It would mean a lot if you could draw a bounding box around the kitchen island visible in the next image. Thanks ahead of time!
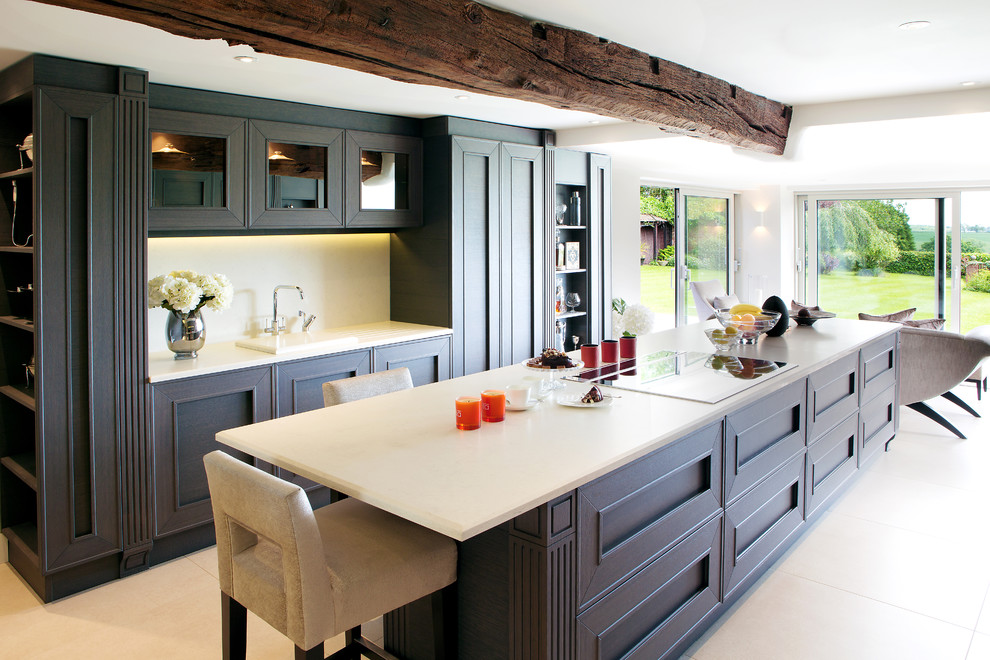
[218,318,900,659]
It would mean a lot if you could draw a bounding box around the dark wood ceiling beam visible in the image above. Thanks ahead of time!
[36,0,791,154]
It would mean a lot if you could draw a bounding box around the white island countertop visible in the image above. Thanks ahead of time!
[149,320,451,383]
[217,318,898,541]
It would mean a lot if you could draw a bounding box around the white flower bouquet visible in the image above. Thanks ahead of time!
[148,270,233,315]
[611,298,654,337]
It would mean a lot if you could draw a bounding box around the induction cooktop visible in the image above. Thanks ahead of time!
[565,350,795,404]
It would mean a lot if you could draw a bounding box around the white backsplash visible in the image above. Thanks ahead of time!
[147,234,391,354]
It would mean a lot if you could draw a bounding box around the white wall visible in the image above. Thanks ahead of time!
[735,187,797,305]
[147,234,391,353]
[610,161,644,305]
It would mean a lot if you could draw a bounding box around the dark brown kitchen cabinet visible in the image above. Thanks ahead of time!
[149,109,247,230]
[805,411,858,519]
[724,378,806,504]
[151,366,273,558]
[248,119,344,228]
[373,335,452,385]
[0,55,150,601]
[344,130,422,228]
[723,452,805,598]
[577,420,723,609]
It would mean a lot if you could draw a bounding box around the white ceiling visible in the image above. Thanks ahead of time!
[1,0,989,188]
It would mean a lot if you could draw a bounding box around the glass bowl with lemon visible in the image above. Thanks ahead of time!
[705,326,740,351]
[714,304,782,345]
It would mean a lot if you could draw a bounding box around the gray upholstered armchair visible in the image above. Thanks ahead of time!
[900,327,990,438]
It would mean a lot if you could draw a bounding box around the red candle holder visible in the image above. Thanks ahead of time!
[481,390,506,423]
[455,397,481,430]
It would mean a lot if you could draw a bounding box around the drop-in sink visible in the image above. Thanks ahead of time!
[235,332,360,355]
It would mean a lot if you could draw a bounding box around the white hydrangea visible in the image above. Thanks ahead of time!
[197,273,233,312]
[148,274,168,309]
[148,269,233,315]
[162,276,203,314]
[622,303,655,337]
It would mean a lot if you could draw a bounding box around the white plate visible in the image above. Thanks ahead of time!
[556,394,614,408]
[506,399,539,412]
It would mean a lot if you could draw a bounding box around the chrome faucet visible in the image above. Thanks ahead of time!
[266,285,304,336]
[299,310,317,332]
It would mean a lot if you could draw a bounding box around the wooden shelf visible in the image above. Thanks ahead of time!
[0,167,33,180]
[556,311,587,319]
[2,522,39,565]
[555,268,587,274]
[1,453,37,491]
[0,384,35,411]
[0,315,33,332]
[0,246,32,254]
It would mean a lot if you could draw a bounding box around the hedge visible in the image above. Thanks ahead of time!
[884,251,990,276]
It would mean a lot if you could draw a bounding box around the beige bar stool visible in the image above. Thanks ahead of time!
[322,367,414,407]
[204,450,457,660]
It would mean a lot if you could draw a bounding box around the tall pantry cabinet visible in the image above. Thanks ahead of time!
[0,55,150,600]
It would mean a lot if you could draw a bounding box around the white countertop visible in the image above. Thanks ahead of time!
[149,321,452,383]
[217,318,898,541]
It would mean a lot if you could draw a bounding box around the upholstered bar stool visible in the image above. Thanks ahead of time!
[204,450,457,660]
[323,367,414,407]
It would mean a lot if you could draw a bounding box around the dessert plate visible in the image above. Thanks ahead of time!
[556,394,614,408]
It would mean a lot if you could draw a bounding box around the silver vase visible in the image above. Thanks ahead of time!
[166,309,206,359]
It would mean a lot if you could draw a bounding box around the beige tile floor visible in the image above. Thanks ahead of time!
[0,384,987,659]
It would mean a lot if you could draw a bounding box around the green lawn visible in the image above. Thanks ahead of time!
[641,265,990,333]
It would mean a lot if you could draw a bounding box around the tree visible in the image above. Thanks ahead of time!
[854,200,915,252]
[640,186,674,221]
[818,201,900,270]
[919,235,984,253]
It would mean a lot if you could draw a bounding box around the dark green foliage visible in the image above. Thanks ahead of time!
[854,200,915,252]
[640,186,675,221]
[885,251,990,276]
[967,270,990,293]
[919,235,985,253]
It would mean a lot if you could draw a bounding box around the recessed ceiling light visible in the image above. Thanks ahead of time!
[454,95,470,101]
[233,55,257,63]
[898,20,931,31]
[961,81,979,87]
[588,120,601,125]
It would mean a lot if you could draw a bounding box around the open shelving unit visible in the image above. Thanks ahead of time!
[553,181,592,351]
[0,88,39,575]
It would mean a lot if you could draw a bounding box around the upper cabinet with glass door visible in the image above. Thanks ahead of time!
[248,119,343,229]
[344,130,422,228]
[149,109,247,231]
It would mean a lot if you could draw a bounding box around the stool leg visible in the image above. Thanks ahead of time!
[221,592,247,660]
[295,642,324,660]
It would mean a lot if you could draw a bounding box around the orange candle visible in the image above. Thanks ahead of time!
[455,396,482,430]
[481,390,506,423]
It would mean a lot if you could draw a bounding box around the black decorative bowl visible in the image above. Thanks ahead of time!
[790,310,836,326]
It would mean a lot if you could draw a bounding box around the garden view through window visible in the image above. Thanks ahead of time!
[805,192,990,334]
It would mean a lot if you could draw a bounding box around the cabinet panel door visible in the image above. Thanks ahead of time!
[723,452,805,598]
[275,350,372,416]
[248,119,343,228]
[588,154,612,344]
[805,412,858,519]
[274,350,370,497]
[373,336,452,386]
[148,109,247,231]
[860,384,896,466]
[152,367,273,537]
[577,420,722,609]
[499,143,544,365]
[345,130,422,228]
[37,87,121,571]
[577,516,722,660]
[724,378,806,504]
[807,351,858,443]
[860,333,897,405]
[452,136,499,377]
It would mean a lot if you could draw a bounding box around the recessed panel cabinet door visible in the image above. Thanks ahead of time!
[152,367,273,537]
[37,87,121,572]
